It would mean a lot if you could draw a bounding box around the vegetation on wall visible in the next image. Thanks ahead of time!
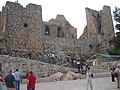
[108,7,120,55]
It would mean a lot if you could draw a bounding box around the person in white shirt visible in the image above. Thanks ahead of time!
[14,69,22,90]
[77,60,80,73]
[86,67,93,90]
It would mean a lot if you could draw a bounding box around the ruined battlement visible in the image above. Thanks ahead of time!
[56,15,66,22]
[5,1,42,11]
[49,15,71,26]
[102,5,111,11]
[26,3,42,11]
[5,1,23,10]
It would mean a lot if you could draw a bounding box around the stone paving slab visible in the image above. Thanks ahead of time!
[3,77,118,90]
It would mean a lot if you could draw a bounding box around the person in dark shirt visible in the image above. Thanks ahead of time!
[111,65,116,82]
[5,69,16,90]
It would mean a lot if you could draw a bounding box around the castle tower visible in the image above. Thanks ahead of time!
[76,5,114,57]
[3,1,43,51]
[100,5,114,41]
[85,6,114,41]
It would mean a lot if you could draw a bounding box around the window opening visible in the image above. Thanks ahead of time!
[24,23,28,27]
[58,27,64,37]
[0,63,2,71]
[44,26,50,36]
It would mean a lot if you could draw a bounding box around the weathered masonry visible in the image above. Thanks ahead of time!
[0,1,77,55]
[0,1,114,59]
[75,6,114,58]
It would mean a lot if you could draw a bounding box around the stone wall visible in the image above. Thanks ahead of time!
[3,2,43,51]
[0,32,6,48]
[43,36,75,53]
[97,54,120,69]
[44,15,77,39]
[76,5,114,58]
[101,6,114,41]
[0,55,76,78]
[0,11,2,32]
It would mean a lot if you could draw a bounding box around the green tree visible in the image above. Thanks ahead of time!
[113,7,120,31]
[108,7,120,55]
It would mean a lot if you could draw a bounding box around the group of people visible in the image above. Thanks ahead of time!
[0,69,36,90]
[72,59,88,74]
[72,59,93,90]
[111,65,120,88]
[86,64,120,90]
[1,65,120,90]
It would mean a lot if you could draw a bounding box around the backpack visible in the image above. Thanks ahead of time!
[91,73,93,78]
[114,72,118,77]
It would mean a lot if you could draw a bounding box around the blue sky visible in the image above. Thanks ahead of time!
[0,0,120,38]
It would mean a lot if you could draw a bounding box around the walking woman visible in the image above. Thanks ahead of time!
[27,71,36,90]
[86,67,93,90]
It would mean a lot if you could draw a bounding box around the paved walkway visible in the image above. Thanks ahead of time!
[3,77,118,90]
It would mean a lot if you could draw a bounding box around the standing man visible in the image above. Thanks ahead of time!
[5,69,16,90]
[27,71,36,90]
[14,69,22,90]
[114,66,120,88]
[111,66,116,82]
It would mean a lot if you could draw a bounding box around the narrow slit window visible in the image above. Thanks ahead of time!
[24,23,28,27]
[0,63,2,71]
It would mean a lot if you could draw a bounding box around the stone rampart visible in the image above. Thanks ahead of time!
[0,55,76,78]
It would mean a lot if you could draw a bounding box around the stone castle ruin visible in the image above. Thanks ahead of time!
[0,1,77,58]
[0,1,115,77]
[0,1,114,59]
